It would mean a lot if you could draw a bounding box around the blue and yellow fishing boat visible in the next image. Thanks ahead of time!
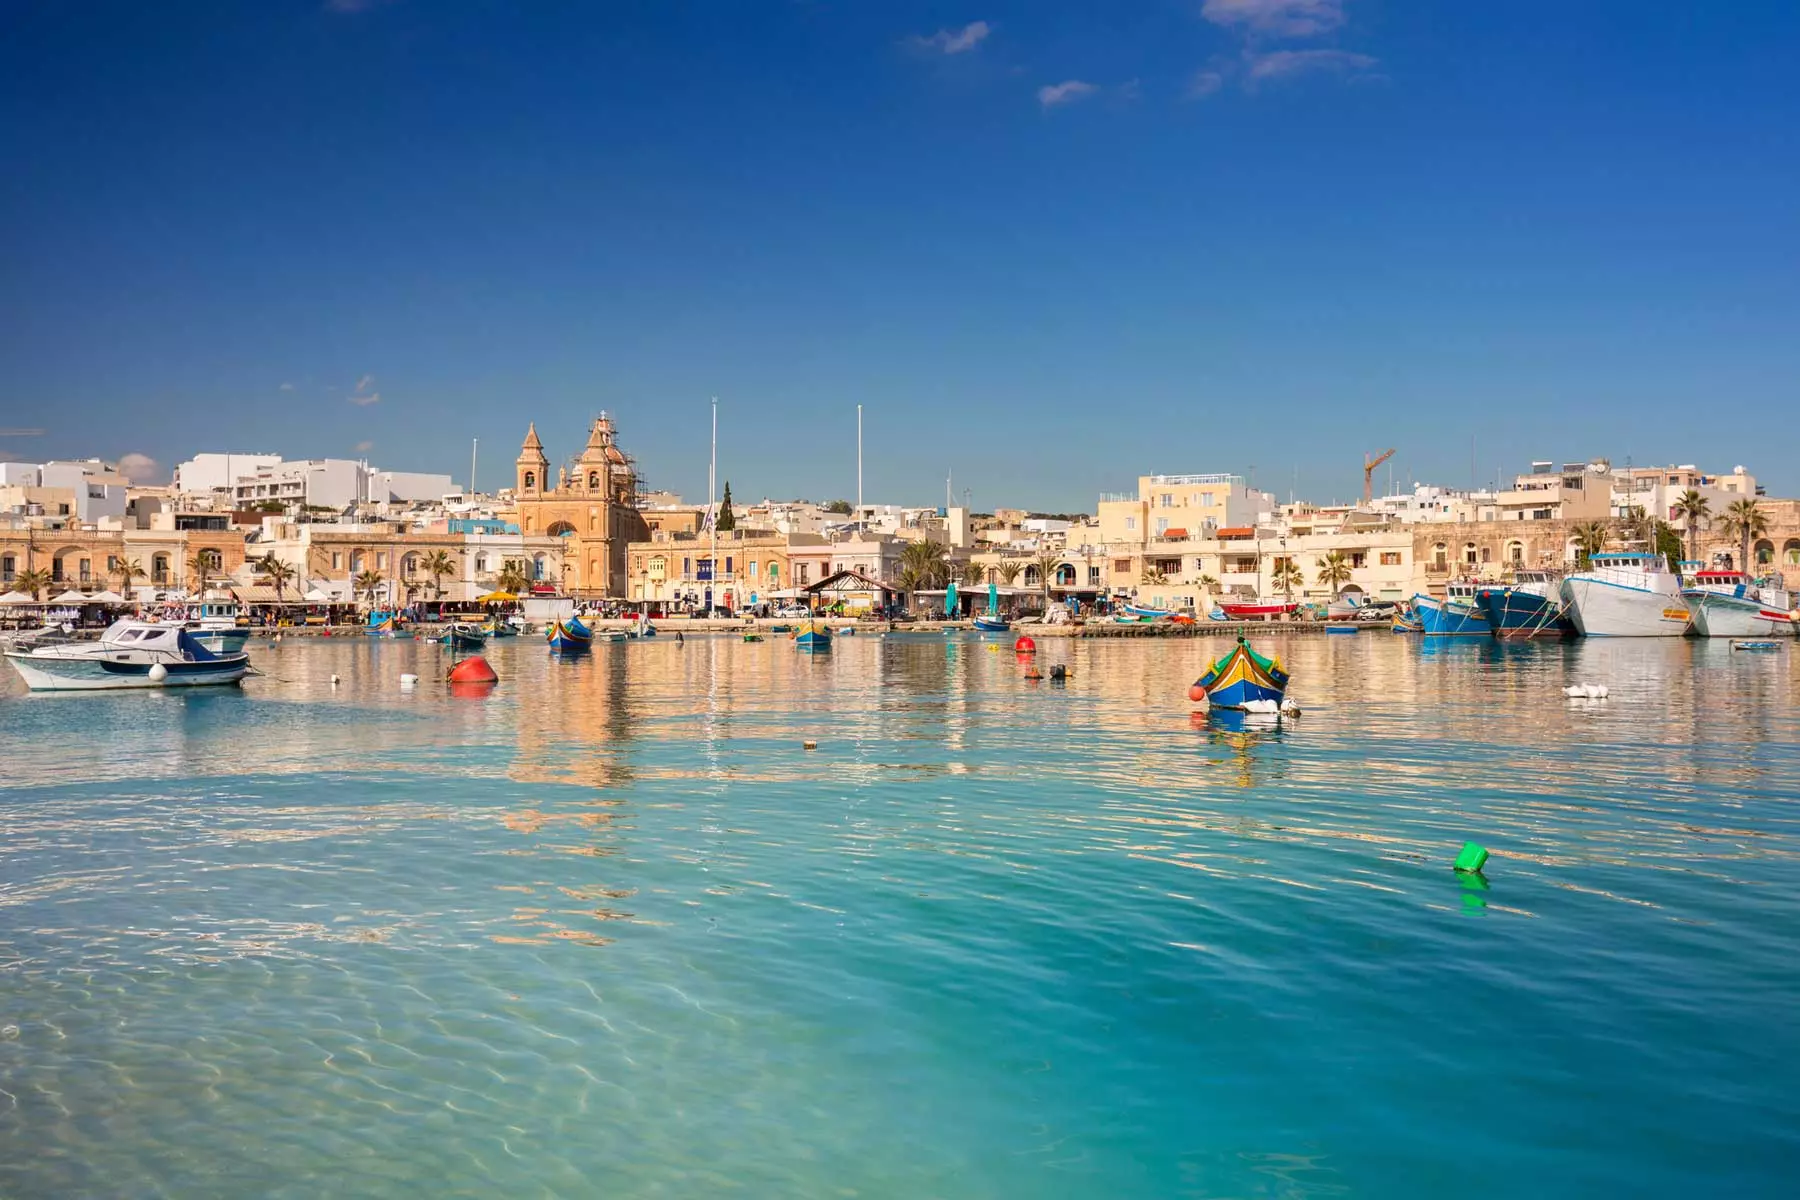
[794,621,832,653]
[1191,637,1289,710]
[546,615,593,652]
[367,610,402,637]
[447,622,489,650]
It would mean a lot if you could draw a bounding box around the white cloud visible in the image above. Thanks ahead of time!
[279,382,295,391]
[1245,48,1376,81]
[1037,80,1098,108]
[1187,69,1226,99]
[348,391,381,407]
[1202,0,1346,38]
[908,20,991,55]
[117,452,163,484]
[354,440,374,453]
[356,374,375,392]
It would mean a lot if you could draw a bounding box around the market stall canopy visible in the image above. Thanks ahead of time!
[477,591,519,602]
[86,589,128,604]
[0,590,36,605]
[48,589,91,604]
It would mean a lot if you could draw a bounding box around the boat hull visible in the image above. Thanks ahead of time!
[1194,641,1289,710]
[1219,602,1299,621]
[546,618,593,652]
[5,651,248,691]
[1684,592,1794,638]
[1412,594,1490,637]
[972,617,1010,632]
[189,628,252,654]
[1476,588,1572,640]
[1561,578,1688,637]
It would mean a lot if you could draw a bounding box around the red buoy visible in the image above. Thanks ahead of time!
[448,655,498,684]
[1188,683,1207,703]
[1013,635,1037,653]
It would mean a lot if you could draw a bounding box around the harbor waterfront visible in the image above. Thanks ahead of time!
[3,634,1798,1196]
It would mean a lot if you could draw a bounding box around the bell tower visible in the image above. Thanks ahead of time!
[516,423,548,496]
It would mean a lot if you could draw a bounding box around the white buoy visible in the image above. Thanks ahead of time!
[399,673,418,688]
[147,662,168,682]
[1585,683,1608,699]
[1564,685,1586,698]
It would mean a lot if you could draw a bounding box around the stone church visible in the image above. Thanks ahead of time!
[513,414,650,598]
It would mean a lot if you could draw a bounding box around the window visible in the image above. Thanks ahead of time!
[475,554,489,573]
[523,471,536,490]
[1159,494,1173,508]
[79,558,91,581]
[1125,517,1136,531]
[1507,541,1524,565]
[725,557,733,576]
[331,552,342,570]
[1155,518,1168,535]
[748,560,759,580]
[351,552,364,574]
[1350,552,1367,569]
[798,563,809,585]
[1785,541,1800,568]
[1481,547,1491,563]
[1200,492,1214,506]
[1432,543,1447,569]
[767,563,779,583]
[682,557,691,578]
[588,472,599,490]
[1089,565,1102,585]
[152,554,169,582]
[1380,552,1401,566]
[0,555,12,581]
[107,556,120,573]
[1463,543,1478,566]
[1113,558,1131,573]
[376,552,387,570]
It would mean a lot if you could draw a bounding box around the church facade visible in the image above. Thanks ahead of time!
[512,414,650,598]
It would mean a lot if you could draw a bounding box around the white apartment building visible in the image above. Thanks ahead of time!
[365,469,456,505]
[173,452,284,494]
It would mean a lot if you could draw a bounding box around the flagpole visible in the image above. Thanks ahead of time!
[710,397,718,614]
[857,404,863,515]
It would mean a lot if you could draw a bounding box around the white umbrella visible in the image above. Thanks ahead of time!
[48,589,90,604]
[0,590,35,605]
[87,589,128,604]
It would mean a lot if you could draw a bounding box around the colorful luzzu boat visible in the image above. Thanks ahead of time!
[794,622,832,653]
[546,616,593,652]
[1189,637,1290,711]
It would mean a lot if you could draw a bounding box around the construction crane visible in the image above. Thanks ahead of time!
[1363,448,1395,507]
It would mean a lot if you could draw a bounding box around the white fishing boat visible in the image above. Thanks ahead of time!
[186,595,252,654]
[1560,551,1687,637]
[3,619,251,690]
[1682,570,1795,638]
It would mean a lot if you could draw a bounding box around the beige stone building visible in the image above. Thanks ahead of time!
[510,414,651,598]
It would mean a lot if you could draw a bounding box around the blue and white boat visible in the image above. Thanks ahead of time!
[1124,602,1173,619]
[447,623,489,650]
[1476,570,1573,640]
[4,619,250,691]
[546,616,593,652]
[795,622,832,653]
[186,596,252,654]
[1682,570,1794,639]
[1561,552,1687,638]
[1411,582,1491,637]
[1192,638,1290,710]
[971,616,1010,632]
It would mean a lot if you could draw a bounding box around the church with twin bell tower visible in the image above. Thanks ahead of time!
[513,413,650,598]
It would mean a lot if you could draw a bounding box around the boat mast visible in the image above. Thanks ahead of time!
[709,397,718,613]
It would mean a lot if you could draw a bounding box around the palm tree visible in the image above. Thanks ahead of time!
[186,552,215,596]
[13,567,51,600]
[1671,489,1711,567]
[422,550,456,600]
[495,559,531,596]
[255,553,295,604]
[1615,504,1652,546]
[1315,550,1352,593]
[959,559,987,587]
[1571,521,1609,570]
[1140,566,1168,586]
[114,556,145,598]
[1032,551,1061,612]
[1273,560,1304,601]
[996,560,1023,586]
[1720,498,1768,574]
[1196,573,1219,594]
[899,540,951,615]
[353,569,385,608]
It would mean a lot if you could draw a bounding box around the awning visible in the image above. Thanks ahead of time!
[48,589,91,604]
[86,589,129,604]
[477,591,519,602]
[0,590,36,605]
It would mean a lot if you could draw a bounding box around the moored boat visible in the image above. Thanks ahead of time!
[447,623,489,650]
[795,622,832,653]
[1411,582,1491,637]
[1124,602,1173,619]
[3,619,250,691]
[186,596,252,654]
[1477,571,1573,640]
[1190,637,1290,711]
[546,616,593,652]
[1218,598,1300,621]
[1560,552,1687,637]
[971,615,1011,632]
[1682,570,1794,638]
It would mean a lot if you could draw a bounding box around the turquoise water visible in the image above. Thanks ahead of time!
[2,632,1797,1197]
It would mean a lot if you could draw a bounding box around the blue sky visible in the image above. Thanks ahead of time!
[3,0,1796,510]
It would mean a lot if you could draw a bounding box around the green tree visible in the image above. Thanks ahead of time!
[495,559,531,595]
[1140,566,1168,585]
[13,567,51,600]
[716,483,736,532]
[1616,504,1652,546]
[1315,550,1352,592]
[421,550,456,600]
[959,559,987,587]
[1572,521,1610,570]
[1033,551,1062,611]
[354,569,385,607]
[1652,520,1686,574]
[823,499,852,515]
[1722,498,1769,574]
[1671,489,1711,567]
[255,553,294,605]
[1274,560,1304,600]
[996,560,1023,585]
[186,553,215,596]
[113,556,145,597]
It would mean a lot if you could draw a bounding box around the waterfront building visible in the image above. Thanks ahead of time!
[510,415,651,598]
[0,522,248,597]
[243,518,568,606]
[624,528,792,610]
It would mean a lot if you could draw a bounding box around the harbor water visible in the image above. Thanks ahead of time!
[2,633,1797,1197]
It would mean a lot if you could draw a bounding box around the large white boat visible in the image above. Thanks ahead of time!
[1560,551,1688,637]
[3,619,250,690]
[178,595,252,654]
[1682,570,1795,638]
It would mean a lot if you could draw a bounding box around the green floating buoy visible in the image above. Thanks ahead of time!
[1452,842,1489,874]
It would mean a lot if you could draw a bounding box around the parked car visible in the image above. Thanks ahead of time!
[773,604,811,618]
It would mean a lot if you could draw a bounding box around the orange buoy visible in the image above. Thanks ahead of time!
[1014,635,1036,653]
[448,655,498,684]
[449,680,497,699]
[1188,683,1207,703]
